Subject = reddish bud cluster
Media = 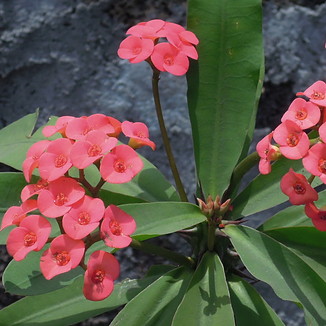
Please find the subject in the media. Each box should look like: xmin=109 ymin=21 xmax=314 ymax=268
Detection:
xmin=256 ymin=80 xmax=326 ymax=231
xmin=2 ymin=113 xmax=153 ymax=301
xmin=117 ymin=19 xmax=199 ymax=76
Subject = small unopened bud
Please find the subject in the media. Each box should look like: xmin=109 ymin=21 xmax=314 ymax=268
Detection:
xmin=213 ymin=195 xmax=221 ymax=211
xmin=219 ymin=198 xmax=231 ymax=215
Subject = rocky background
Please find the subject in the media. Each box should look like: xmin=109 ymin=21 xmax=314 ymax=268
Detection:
xmin=0 ymin=0 xmax=325 ymax=325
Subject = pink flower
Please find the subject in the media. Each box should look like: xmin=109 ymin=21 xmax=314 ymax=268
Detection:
xmin=302 ymin=143 xmax=326 ymax=183
xmin=42 ymin=116 xmax=75 ymax=138
xmin=121 ymin=121 xmax=156 ymax=150
xmin=21 ymin=178 xmax=49 ymax=202
xmin=37 ymin=177 xmax=85 ymax=218
xmin=151 ymin=43 xmax=189 ymax=76
xmin=281 ymin=98 xmax=320 ymax=130
xmin=100 ymin=145 xmax=143 ymax=184
xmin=1 ymin=199 xmax=38 ymax=231
xmin=280 ymin=169 xmax=318 ymax=205
xmin=83 ymin=250 xmax=120 ymax=301
xmin=126 ymin=19 xmax=166 ymax=39
xmin=256 ymin=132 xmax=280 ymax=174
xmin=40 ymin=234 xmax=85 ymax=280
xmin=273 ymin=120 xmax=310 ymax=159
xmin=6 ymin=215 xmax=51 ymax=261
xmin=297 ymin=80 xmax=326 ymax=107
xmin=318 ymin=122 xmax=326 ymax=143
xmin=70 ymin=130 xmax=117 ymax=169
xmin=65 ymin=114 xmax=120 ymax=140
xmin=100 ymin=205 xmax=136 ymax=248
xmin=117 ymin=36 xmax=154 ymax=63
xmin=62 ymin=196 xmax=105 ymax=240
xmin=22 ymin=140 xmax=50 ymax=182
xmin=305 ymin=202 xmax=326 ymax=231
xmin=38 ymin=138 xmax=73 ymax=182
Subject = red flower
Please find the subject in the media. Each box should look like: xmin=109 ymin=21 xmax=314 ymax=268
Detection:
xmin=302 ymin=143 xmax=326 ymax=184
xmin=121 ymin=121 xmax=156 ymax=150
xmin=297 ymin=80 xmax=326 ymax=107
xmin=305 ymin=202 xmax=326 ymax=231
xmin=40 ymin=234 xmax=85 ymax=280
xmin=7 ymin=215 xmax=51 ymax=261
xmin=100 ymin=145 xmax=143 ymax=184
xmin=151 ymin=43 xmax=189 ymax=76
xmin=62 ymin=196 xmax=105 ymax=240
xmin=83 ymin=250 xmax=120 ymax=301
xmin=280 ymin=169 xmax=318 ymax=205
xmin=273 ymin=120 xmax=310 ymax=159
xmin=100 ymin=205 xmax=136 ymax=248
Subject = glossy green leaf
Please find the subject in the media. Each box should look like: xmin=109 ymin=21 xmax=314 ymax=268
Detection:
xmin=228 ymin=275 xmax=285 ymax=326
xmin=172 ymin=251 xmax=235 ymax=326
xmin=230 ymin=158 xmax=322 ymax=218
xmin=258 ymin=204 xmax=312 ymax=231
xmin=120 ymin=202 xmax=206 ymax=240
xmin=3 ymin=247 xmax=83 ymax=296
xmin=0 ymin=272 xmax=165 ymax=326
xmin=0 ymin=173 xmax=28 ymax=244
xmin=224 ymin=225 xmax=326 ymax=325
xmin=110 ymin=267 xmax=193 ymax=326
xmin=187 ymin=0 xmax=263 ymax=198
xmin=259 ymin=188 xmax=326 ymax=231
xmin=265 ymin=227 xmax=326 ymax=282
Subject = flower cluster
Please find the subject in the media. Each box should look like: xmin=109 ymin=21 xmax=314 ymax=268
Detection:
xmin=256 ymin=80 xmax=326 ymax=231
xmin=1 ymin=113 xmax=155 ymax=301
xmin=117 ymin=19 xmax=199 ymax=76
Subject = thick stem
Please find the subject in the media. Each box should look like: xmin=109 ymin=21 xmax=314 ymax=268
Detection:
xmin=207 ymin=221 xmax=216 ymax=251
xmin=151 ymin=70 xmax=188 ymax=202
xmin=130 ymin=238 xmax=195 ymax=269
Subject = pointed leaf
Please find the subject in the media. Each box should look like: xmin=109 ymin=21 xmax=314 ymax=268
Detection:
xmin=265 ymin=226 xmax=326 ymax=282
xmin=228 ymin=275 xmax=285 ymax=326
xmin=110 ymin=267 xmax=193 ymax=326
xmin=0 ymin=273 xmax=165 ymax=326
xmin=224 ymin=225 xmax=326 ymax=325
xmin=172 ymin=251 xmax=235 ymax=326
xmin=120 ymin=202 xmax=206 ymax=240
xmin=187 ymin=0 xmax=263 ymax=197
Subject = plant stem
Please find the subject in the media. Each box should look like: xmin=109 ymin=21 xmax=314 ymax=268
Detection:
xmin=151 ymin=69 xmax=188 ymax=202
xmin=207 ymin=221 xmax=216 ymax=251
xmin=130 ymin=238 xmax=195 ymax=269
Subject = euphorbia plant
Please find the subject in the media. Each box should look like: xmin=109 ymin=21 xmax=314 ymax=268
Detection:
xmin=0 ymin=1 xmax=325 ymax=325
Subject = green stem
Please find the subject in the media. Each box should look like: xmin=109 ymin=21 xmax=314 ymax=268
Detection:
xmin=130 ymin=238 xmax=195 ymax=269
xmin=207 ymin=220 xmax=216 ymax=251
xmin=151 ymin=69 xmax=188 ymax=202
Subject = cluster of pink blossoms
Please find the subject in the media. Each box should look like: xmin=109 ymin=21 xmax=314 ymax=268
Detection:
xmin=117 ymin=19 xmax=199 ymax=76
xmin=256 ymin=80 xmax=326 ymax=231
xmin=1 ymin=113 xmax=155 ymax=301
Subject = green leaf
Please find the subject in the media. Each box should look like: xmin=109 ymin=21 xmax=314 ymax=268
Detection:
xmin=264 ymin=227 xmax=326 ymax=282
xmin=110 ymin=267 xmax=193 ymax=326
xmin=3 ymin=247 xmax=83 ymax=296
xmin=258 ymin=204 xmax=312 ymax=231
xmin=0 ymin=273 xmax=165 ymax=326
xmin=121 ymin=202 xmax=206 ymax=240
xmin=172 ymin=252 xmax=235 ymax=326
xmin=0 ymin=110 xmax=47 ymax=170
xmin=187 ymin=0 xmax=263 ymax=198
xmin=0 ymin=173 xmax=28 ymax=244
xmin=224 ymin=225 xmax=326 ymax=325
xmin=259 ymin=188 xmax=326 ymax=231
xmin=228 ymin=275 xmax=285 ymax=326
xmin=230 ymin=158 xmax=322 ymax=218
